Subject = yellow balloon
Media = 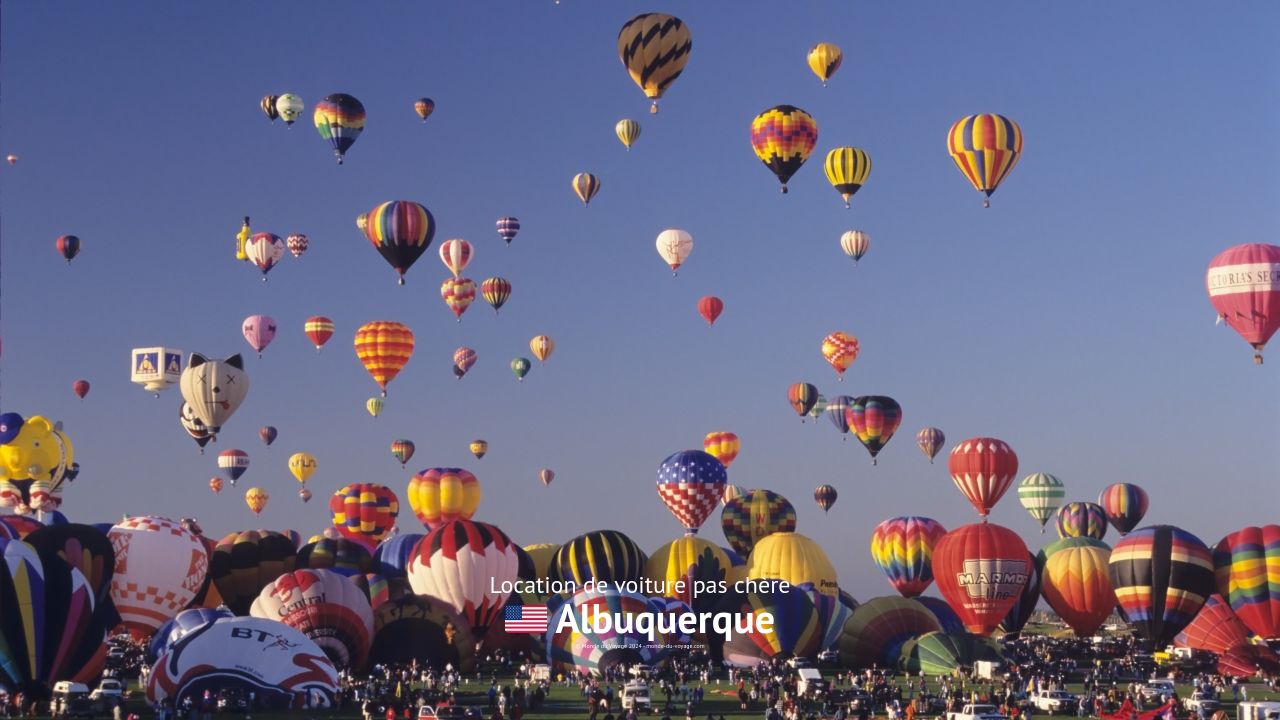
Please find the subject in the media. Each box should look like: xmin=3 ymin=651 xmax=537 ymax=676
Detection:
xmin=615 ymin=119 xmax=641 ymax=150
xmin=288 ymin=452 xmax=317 ymax=484
xmin=406 ymin=468 xmax=482 ymax=530
xmin=617 ymin=13 xmax=692 ymax=113
xmin=366 ymin=397 xmax=384 ymax=417
xmin=530 ymin=335 xmax=555 ymax=363
xmin=469 ymin=440 xmax=488 ymax=459
xmin=245 ymin=487 xmax=269 ymax=515
xmin=745 ymin=532 xmax=839 ymax=597
xmin=645 ymin=536 xmax=731 ymax=602
xmin=807 ymin=42 xmax=843 ymax=86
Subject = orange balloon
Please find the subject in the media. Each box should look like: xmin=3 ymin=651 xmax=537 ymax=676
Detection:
xmin=354 ymin=321 xmax=415 ymax=396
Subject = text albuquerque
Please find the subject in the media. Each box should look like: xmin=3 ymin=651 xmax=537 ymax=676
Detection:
xmin=553 ymin=603 xmax=774 ymax=642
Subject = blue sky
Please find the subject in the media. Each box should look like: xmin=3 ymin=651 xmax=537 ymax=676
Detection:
xmin=2 ymin=2 xmax=1278 ymax=600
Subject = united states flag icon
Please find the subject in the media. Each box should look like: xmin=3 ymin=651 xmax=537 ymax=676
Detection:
xmin=504 ymin=604 xmax=548 ymax=633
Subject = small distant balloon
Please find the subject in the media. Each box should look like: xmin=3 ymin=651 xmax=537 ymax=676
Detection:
xmin=511 ymin=358 xmax=531 ymax=381
xmin=366 ymin=398 xmax=384 ymax=418
xmin=470 ymin=440 xmax=488 ymax=459
xmin=72 ymin=380 xmax=90 ymax=400
xmin=245 ymin=487 xmax=269 ymax=515
xmin=572 ymin=173 xmax=600 ymax=206
xmin=698 ymin=296 xmax=724 ymax=326
xmin=539 ymin=469 xmax=555 ymax=487
xmin=286 ymin=234 xmax=309 ymax=258
xmin=5 ymin=155 xmax=16 ymax=166
xmin=807 ymin=42 xmax=843 ymax=86
xmin=481 ymin=277 xmax=512 ymax=313
xmin=259 ymin=426 xmax=277 ymax=446
xmin=453 ymin=347 xmax=477 ymax=378
xmin=530 ymin=335 xmax=555 ymax=364
xmin=56 ymin=235 xmax=81 ymax=264
xmin=298 ymin=487 xmax=312 ymax=503
xmin=496 ymin=217 xmax=520 ymax=245
xmin=414 ymin=98 xmax=435 ymax=122
xmin=616 ymin=119 xmax=641 ymax=150
xmin=209 ymin=477 xmax=223 ymax=494
xmin=391 ymin=439 xmax=416 ymax=468
xmin=840 ymin=230 xmax=870 ymax=265
xmin=304 ymin=316 xmax=334 ymax=352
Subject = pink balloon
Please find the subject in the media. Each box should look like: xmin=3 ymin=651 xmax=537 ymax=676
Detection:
xmin=242 ymin=315 xmax=278 ymax=356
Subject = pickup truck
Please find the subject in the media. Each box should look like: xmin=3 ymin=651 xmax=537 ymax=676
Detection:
xmin=1183 ymin=692 xmax=1221 ymax=714
xmin=1030 ymin=690 xmax=1079 ymax=714
xmin=946 ymin=704 xmax=1008 ymax=720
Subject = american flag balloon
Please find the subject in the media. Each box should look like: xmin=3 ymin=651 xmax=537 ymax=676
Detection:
xmin=655 ymin=450 xmax=727 ymax=535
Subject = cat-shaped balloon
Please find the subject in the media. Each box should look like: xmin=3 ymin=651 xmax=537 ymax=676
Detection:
xmin=179 ymin=353 xmax=249 ymax=437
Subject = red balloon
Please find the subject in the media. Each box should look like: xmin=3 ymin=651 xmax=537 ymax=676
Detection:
xmin=932 ymin=522 xmax=1031 ymax=635
xmin=1205 ymin=243 xmax=1280 ymax=364
xmin=72 ymin=379 xmax=90 ymax=399
xmin=947 ymin=437 xmax=1018 ymax=517
xmin=697 ymin=296 xmax=724 ymax=326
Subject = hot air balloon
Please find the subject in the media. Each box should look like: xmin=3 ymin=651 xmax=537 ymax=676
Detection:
xmin=646 ymin=536 xmax=733 ymax=613
xmin=1110 ymin=525 xmax=1215 ymax=650
xmin=243 ymin=232 xmax=285 ymax=280
xmin=108 ymin=516 xmax=208 ymax=637
xmin=313 ymin=93 xmax=365 ymax=164
xmin=56 ymin=235 xmax=81 ymax=264
xmin=261 ymin=94 xmax=279 ymax=121
xmin=179 ymin=353 xmax=250 ymax=437
xmin=1175 ymin=594 xmax=1259 ymax=654
xmin=616 ymin=119 xmax=641 ymax=150
xmin=469 ymin=440 xmax=488 ymax=459
xmin=527 ymin=337 xmax=555 ymax=366
xmin=6 ymin=154 xmax=16 ymax=165
xmin=813 ymin=485 xmax=837 ymax=513
xmin=539 ymin=469 xmax=555 ymax=487
xmin=787 ymin=382 xmax=819 ymax=420
xmin=1016 ymin=473 xmax=1065 ymax=532
xmin=617 ymin=13 xmax=691 ymax=113
xmin=702 ymin=431 xmax=739 ymax=467
xmin=363 ymin=200 xmax=435 ymax=285
xmin=218 ymin=449 xmax=250 ymax=484
xmin=390 ymin=440 xmax=415 ymax=468
xmin=655 ymin=229 xmax=693 ymax=275
xmin=299 ymin=487 xmax=313 ymax=503
xmin=720 ymin=584 xmax=848 ymax=664
xmin=1098 ymin=483 xmax=1149 ymax=536
xmin=847 ymin=395 xmax=902 ymax=465
xmin=998 ymin=550 xmax=1044 ymax=636
xmin=179 ymin=403 xmax=212 ymax=454
xmin=496 ymin=217 xmax=520 ymax=245
xmin=288 ymin=452 xmax=317 ymax=484
xmin=438 ymin=238 xmax=473 ymax=278
xmin=825 ymin=395 xmax=852 ymax=437
xmin=572 ymin=173 xmax=600 ymax=206
xmin=821 ymin=332 xmax=859 ymax=380
xmin=511 ymin=358 xmax=531 ymax=381
xmin=552 ymin=530 xmax=647 ymax=587
xmin=285 ymin=233 xmax=308 ymax=258
xmin=329 ymin=483 xmax=400 ymax=552
xmin=720 ymin=489 xmax=797 ymax=558
xmin=824 ymin=147 xmax=871 ymax=208
xmin=406 ymin=468 xmax=481 ymax=531
xmin=453 ymin=347 xmax=477 ymax=379
xmin=1039 ymin=537 xmax=1115 ymax=637
xmin=440 ymin=277 xmax=476 ymax=320
xmin=916 ymin=427 xmax=945 ymax=463
xmin=248 ymin=568 xmax=373 ymax=668
xmin=869 ymin=516 xmax=947 ymax=598
xmin=898 ymin=631 xmax=1004 ymax=677
xmin=406 ymin=520 xmax=519 ymax=635
xmin=948 ymin=437 xmax=1018 ymax=517
xmin=276 ymin=93 xmax=303 ymax=125
xmin=807 ymin=42 xmax=842 ymax=86
xmin=258 ymin=426 xmax=276 ymax=447
xmin=245 ymin=488 xmax=268 ymax=515
xmin=697 ymin=296 xmax=723 ymax=326
xmin=241 ymin=315 xmax=277 ymax=357
xmin=365 ymin=397 xmax=383 ymax=418
xmin=1056 ymin=502 xmax=1108 ymax=540
xmin=354 ymin=321 xmax=414 ymax=396
xmin=148 ymin=608 xmax=235 ymax=664
xmin=369 ymin=593 xmax=475 ymax=671
xmin=209 ymin=477 xmax=222 ymax=494
xmin=932 ymin=522 xmax=1030 ymax=635
xmin=72 ymin=380 xmax=90 ymax=400
xmin=840 ymin=230 xmax=870 ymax=265
xmin=414 ymin=97 xmax=435 ymax=121
xmin=808 ymin=395 xmax=828 ymax=422
xmin=837 ymin=596 xmax=942 ymax=669
xmin=302 ymin=316 xmax=334 ymax=352
xmin=750 ymin=105 xmax=818 ymax=193
xmin=1212 ymin=525 xmax=1280 ymax=640
xmin=746 ymin=532 xmax=838 ymax=598
xmin=1205 ymin=243 xmax=1280 ymax=363
xmin=547 ymin=587 xmax=680 ymax=675
xmin=656 ymin=450 xmax=727 ymax=535
xmin=947 ymin=114 xmax=1023 ymax=207
xmin=481 ymin=277 xmax=512 ymax=313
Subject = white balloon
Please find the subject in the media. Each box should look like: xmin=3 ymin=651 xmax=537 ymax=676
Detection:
xmin=656 ymin=228 xmax=693 ymax=274
xmin=179 ymin=353 xmax=250 ymax=436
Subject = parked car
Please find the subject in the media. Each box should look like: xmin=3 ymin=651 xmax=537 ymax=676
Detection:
xmin=621 ymin=682 xmax=652 ymax=714
xmin=1183 ymin=692 xmax=1221 ymax=714
xmin=945 ymin=704 xmax=1008 ymax=720
xmin=1140 ymin=680 xmax=1177 ymax=702
xmin=51 ymin=682 xmax=103 ymax=719
xmin=817 ymin=649 xmax=839 ymax=664
xmin=89 ymin=679 xmax=125 ymax=702
xmin=1030 ymin=690 xmax=1079 ymax=714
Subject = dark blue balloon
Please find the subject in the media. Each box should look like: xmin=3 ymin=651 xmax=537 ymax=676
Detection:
xmin=373 ymin=533 xmax=423 ymax=578
xmin=655 ymin=450 xmax=727 ymax=487
xmin=0 ymin=413 xmax=24 ymax=444
xmin=148 ymin=607 xmax=233 ymax=663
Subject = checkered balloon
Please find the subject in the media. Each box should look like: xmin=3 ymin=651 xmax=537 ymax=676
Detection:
xmin=656 ymin=450 xmax=727 ymax=535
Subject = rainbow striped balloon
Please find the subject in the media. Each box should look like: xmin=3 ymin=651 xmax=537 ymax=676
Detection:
xmin=1055 ymin=501 xmax=1108 ymax=541
xmin=1109 ymin=525 xmax=1215 ymax=649
xmin=869 ymin=516 xmax=946 ymax=598
xmin=1213 ymin=525 xmax=1280 ymax=640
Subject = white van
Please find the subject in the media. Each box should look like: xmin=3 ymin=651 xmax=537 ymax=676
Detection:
xmin=796 ymin=668 xmax=828 ymax=698
xmin=1239 ymin=702 xmax=1280 ymax=720
xmin=621 ymin=682 xmax=652 ymax=714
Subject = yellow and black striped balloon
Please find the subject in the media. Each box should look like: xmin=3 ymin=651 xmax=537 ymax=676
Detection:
xmin=824 ymin=147 xmax=872 ymax=208
xmin=617 ymin=13 xmax=692 ymax=113
xmin=552 ymin=529 xmax=647 ymax=587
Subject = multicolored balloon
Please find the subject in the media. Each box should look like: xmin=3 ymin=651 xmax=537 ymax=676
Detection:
xmin=440 ymin=277 xmax=476 ymax=320
xmin=363 ymin=200 xmax=435 ymax=285
xmin=813 ymin=484 xmax=837 ymax=513
xmin=720 ymin=489 xmax=797 ymax=558
xmin=406 ymin=468 xmax=481 ymax=531
xmin=218 ymin=449 xmax=250 ymax=483
xmin=824 ymin=147 xmax=871 ymax=208
xmin=1056 ymin=501 xmax=1108 ymax=540
xmin=1039 ymin=537 xmax=1115 ymax=637
xmin=750 ymin=105 xmax=818 ymax=193
xmin=56 ymin=235 xmax=81 ymax=264
xmin=656 ymin=450 xmax=727 ymax=535
xmin=1017 ymin=473 xmax=1065 ymax=532
xmin=406 ymin=520 xmax=518 ymax=634
xmin=469 ymin=440 xmax=488 ymax=459
xmin=1212 ymin=525 xmax=1280 ymax=640
xmin=285 ymin=233 xmax=308 ymax=258
xmin=260 ymin=95 xmax=278 ymax=121
xmin=788 ymin=382 xmax=819 ymax=420
xmin=496 ymin=217 xmax=520 ymax=245
xmin=572 ymin=173 xmax=600 ymax=206
xmin=916 ymin=427 xmax=945 ymax=463
xmin=109 ymin=516 xmax=208 ymax=637
xmin=453 ymin=347 xmax=477 ymax=378
xmin=481 ymin=277 xmax=512 ymax=313
xmin=244 ymin=232 xmax=285 ymax=279
xmin=702 ymin=431 xmax=739 ymax=468
xmin=932 ymin=522 xmax=1030 ymax=634
xmin=329 ymin=483 xmax=400 ymax=552
xmin=947 ymin=113 xmax=1023 ymax=207
xmin=354 ymin=321 xmax=414 ymax=396
xmin=304 ymin=316 xmax=334 ymax=351
xmin=438 ymin=238 xmax=473 ymax=278
xmin=820 ymin=332 xmax=859 ymax=380
xmin=390 ymin=439 xmax=415 ymax=468
xmin=838 ymin=597 xmax=942 ymax=669
xmin=313 ymin=93 xmax=365 ymax=164
xmin=847 ymin=396 xmax=902 ymax=465
xmin=948 ymin=437 xmax=1018 ymax=517
xmin=276 ymin=94 xmax=303 ymax=125
xmin=249 ymin=568 xmax=373 ymax=668
xmin=825 ymin=395 xmax=852 ymax=436
xmin=245 ymin=487 xmax=269 ymax=515
xmin=869 ymin=516 xmax=946 ymax=597
xmin=1098 ymin=483 xmax=1149 ymax=535
xmin=1110 ymin=525 xmax=1215 ymax=649
xmin=840 ymin=230 xmax=870 ymax=264
xmin=414 ymin=97 xmax=435 ymax=122
xmin=806 ymin=42 xmax=842 ymax=86
xmin=209 ymin=477 xmax=222 ymax=494
xmin=617 ymin=13 xmax=691 ymax=114
xmin=259 ymin=426 xmax=277 ymax=446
